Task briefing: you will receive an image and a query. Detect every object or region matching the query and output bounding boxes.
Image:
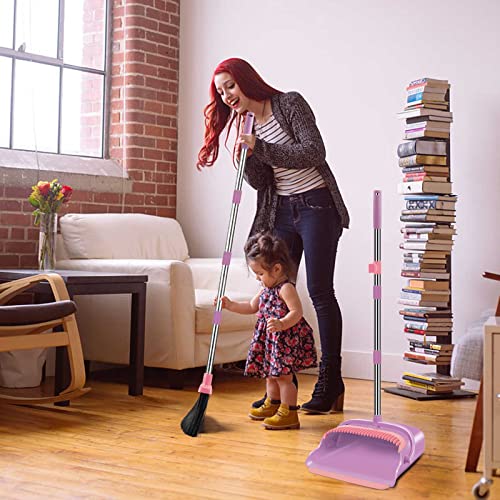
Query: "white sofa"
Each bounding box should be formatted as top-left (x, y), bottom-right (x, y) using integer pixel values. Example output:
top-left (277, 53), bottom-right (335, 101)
top-left (55, 213), bottom-right (259, 378)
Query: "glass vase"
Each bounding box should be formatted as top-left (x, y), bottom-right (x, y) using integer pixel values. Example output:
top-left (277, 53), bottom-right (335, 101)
top-left (38, 213), bottom-right (58, 271)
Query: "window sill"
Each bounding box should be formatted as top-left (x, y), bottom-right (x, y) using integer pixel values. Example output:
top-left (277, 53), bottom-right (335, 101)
top-left (0, 148), bottom-right (132, 193)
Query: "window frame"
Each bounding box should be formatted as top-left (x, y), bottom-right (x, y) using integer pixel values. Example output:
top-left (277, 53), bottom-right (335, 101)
top-left (0, 0), bottom-right (113, 159)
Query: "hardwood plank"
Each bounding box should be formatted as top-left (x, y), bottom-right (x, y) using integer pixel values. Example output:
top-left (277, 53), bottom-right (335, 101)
top-left (0, 372), bottom-right (485, 499)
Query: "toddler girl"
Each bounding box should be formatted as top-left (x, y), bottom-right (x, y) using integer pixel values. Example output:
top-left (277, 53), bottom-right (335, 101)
top-left (218, 232), bottom-right (317, 430)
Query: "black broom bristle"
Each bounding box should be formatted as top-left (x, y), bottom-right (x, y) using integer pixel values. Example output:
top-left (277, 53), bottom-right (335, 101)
top-left (181, 392), bottom-right (209, 437)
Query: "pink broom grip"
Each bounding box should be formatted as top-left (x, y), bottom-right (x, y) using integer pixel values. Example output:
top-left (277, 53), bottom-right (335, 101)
top-left (373, 190), bottom-right (382, 229)
top-left (241, 112), bottom-right (255, 150)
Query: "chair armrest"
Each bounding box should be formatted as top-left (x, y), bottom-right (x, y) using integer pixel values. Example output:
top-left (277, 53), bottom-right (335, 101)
top-left (185, 257), bottom-right (259, 295)
top-left (483, 271), bottom-right (500, 282)
top-left (0, 273), bottom-right (71, 304)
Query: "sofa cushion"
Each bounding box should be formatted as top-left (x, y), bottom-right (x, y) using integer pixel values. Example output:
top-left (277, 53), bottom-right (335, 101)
top-left (60, 213), bottom-right (189, 260)
top-left (195, 289), bottom-right (256, 334)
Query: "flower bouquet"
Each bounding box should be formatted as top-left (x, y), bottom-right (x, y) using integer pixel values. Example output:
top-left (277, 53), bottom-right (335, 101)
top-left (28, 179), bottom-right (73, 270)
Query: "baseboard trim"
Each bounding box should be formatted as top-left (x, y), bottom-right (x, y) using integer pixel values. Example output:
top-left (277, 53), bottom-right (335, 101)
top-left (304, 350), bottom-right (452, 383)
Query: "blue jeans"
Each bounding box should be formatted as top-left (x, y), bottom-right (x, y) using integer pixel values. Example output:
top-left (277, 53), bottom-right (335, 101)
top-left (274, 187), bottom-right (343, 367)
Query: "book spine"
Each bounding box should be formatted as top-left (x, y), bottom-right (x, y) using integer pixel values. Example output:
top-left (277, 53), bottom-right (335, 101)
top-left (407, 87), bottom-right (428, 96)
top-left (407, 92), bottom-right (425, 103)
top-left (403, 174), bottom-right (428, 182)
top-left (410, 347), bottom-right (451, 355)
top-left (402, 379), bottom-right (434, 389)
top-left (404, 130), bottom-right (450, 140)
top-left (405, 123), bottom-right (450, 132)
top-left (405, 321), bottom-right (431, 330)
top-left (409, 341), bottom-right (451, 351)
top-left (409, 200), bottom-right (455, 210)
top-left (406, 200), bottom-right (436, 209)
top-left (398, 181), bottom-right (452, 195)
top-left (397, 141), bottom-right (417, 158)
top-left (402, 166), bottom-right (449, 173)
top-left (398, 156), bottom-right (419, 167)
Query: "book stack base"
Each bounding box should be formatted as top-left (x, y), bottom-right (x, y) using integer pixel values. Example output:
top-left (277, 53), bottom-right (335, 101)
top-left (383, 386), bottom-right (476, 401)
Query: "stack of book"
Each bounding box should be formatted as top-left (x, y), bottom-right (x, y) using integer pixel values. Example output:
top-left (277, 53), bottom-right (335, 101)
top-left (396, 78), bottom-right (458, 389)
top-left (397, 371), bottom-right (464, 395)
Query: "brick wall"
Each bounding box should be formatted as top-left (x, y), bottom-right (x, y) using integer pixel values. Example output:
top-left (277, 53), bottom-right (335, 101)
top-left (110, 0), bottom-right (179, 217)
top-left (0, 0), bottom-right (180, 268)
top-left (80, 0), bottom-right (106, 157)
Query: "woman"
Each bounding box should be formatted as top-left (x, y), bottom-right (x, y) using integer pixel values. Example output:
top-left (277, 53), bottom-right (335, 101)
top-left (197, 58), bottom-right (350, 414)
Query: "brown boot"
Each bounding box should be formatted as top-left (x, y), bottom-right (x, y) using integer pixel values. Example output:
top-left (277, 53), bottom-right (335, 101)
top-left (262, 403), bottom-right (300, 430)
top-left (248, 397), bottom-right (280, 420)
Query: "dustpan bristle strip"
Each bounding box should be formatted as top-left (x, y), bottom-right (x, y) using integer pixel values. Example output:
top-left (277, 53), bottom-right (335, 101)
top-left (327, 425), bottom-right (406, 451)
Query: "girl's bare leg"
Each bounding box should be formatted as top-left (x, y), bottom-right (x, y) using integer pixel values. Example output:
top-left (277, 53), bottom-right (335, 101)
top-left (276, 374), bottom-right (297, 406)
top-left (266, 377), bottom-right (280, 401)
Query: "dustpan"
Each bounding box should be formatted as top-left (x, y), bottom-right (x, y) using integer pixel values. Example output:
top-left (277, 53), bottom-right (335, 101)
top-left (306, 190), bottom-right (425, 489)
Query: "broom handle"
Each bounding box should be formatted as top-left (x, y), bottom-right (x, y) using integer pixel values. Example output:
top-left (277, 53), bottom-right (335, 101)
top-left (205, 112), bottom-right (255, 374)
top-left (372, 190), bottom-right (382, 418)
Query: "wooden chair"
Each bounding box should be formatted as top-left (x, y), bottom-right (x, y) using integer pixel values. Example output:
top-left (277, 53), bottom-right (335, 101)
top-left (0, 273), bottom-right (90, 404)
top-left (465, 271), bottom-right (500, 472)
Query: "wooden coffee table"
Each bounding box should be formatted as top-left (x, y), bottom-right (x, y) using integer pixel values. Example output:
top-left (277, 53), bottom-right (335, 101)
top-left (0, 269), bottom-right (148, 403)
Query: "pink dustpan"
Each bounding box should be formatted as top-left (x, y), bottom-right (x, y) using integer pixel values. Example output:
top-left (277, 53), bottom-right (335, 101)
top-left (306, 191), bottom-right (425, 489)
top-left (306, 416), bottom-right (425, 489)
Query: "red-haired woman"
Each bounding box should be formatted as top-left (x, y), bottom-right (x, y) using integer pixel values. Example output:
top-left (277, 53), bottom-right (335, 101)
top-left (198, 58), bottom-right (350, 414)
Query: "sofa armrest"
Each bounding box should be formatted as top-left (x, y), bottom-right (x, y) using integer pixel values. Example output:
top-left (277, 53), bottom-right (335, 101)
top-left (185, 257), bottom-right (259, 295)
top-left (56, 259), bottom-right (198, 369)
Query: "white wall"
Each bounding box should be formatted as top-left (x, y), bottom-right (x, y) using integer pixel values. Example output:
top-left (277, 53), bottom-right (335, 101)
top-left (177, 0), bottom-right (500, 381)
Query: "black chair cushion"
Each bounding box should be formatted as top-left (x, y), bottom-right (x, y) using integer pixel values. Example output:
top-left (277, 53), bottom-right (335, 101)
top-left (0, 300), bottom-right (77, 326)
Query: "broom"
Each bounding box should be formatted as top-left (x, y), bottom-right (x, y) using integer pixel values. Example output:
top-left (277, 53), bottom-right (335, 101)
top-left (181, 111), bottom-right (255, 437)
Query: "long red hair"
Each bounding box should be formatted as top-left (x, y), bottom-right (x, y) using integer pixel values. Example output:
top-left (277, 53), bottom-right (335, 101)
top-left (197, 58), bottom-right (282, 169)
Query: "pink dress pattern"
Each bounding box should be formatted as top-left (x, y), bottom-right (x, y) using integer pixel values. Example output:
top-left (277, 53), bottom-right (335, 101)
top-left (245, 281), bottom-right (318, 378)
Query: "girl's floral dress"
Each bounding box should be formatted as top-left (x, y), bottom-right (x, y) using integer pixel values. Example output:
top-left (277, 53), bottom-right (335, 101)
top-left (245, 281), bottom-right (318, 378)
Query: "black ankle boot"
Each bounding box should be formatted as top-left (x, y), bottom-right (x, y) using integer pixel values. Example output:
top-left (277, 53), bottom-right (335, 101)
top-left (301, 362), bottom-right (344, 414)
top-left (251, 373), bottom-right (299, 408)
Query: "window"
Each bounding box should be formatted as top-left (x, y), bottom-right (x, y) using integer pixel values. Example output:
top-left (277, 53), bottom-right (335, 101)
top-left (0, 0), bottom-right (111, 158)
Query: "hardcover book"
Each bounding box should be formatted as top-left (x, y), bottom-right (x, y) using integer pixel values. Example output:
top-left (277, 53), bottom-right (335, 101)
top-left (398, 155), bottom-right (448, 167)
top-left (397, 107), bottom-right (453, 120)
top-left (398, 181), bottom-right (452, 195)
top-left (406, 78), bottom-right (450, 89)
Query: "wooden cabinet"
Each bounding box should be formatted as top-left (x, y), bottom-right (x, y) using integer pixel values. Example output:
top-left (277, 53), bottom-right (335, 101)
top-left (484, 316), bottom-right (500, 470)
top-left (474, 316), bottom-right (500, 497)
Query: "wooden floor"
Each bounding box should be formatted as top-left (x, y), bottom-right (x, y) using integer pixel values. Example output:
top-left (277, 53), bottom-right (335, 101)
top-left (0, 370), bottom-right (488, 499)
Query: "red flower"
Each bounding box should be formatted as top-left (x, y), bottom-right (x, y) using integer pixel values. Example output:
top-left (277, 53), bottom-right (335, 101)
top-left (38, 182), bottom-right (51, 196)
top-left (61, 185), bottom-right (73, 202)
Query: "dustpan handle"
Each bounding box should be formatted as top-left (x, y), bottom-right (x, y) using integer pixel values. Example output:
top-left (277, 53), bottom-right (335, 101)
top-left (369, 190), bottom-right (382, 419)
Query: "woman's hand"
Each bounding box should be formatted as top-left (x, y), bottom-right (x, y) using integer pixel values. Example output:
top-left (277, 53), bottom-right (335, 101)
top-left (238, 133), bottom-right (255, 151)
top-left (214, 296), bottom-right (233, 311)
top-left (267, 317), bottom-right (283, 333)
top-left (236, 133), bottom-right (255, 161)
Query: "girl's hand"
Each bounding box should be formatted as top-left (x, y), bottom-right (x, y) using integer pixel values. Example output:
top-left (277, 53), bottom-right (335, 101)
top-left (267, 317), bottom-right (283, 333)
top-left (214, 296), bottom-right (232, 311)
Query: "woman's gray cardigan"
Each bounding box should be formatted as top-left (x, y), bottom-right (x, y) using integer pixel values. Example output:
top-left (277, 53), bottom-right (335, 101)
top-left (244, 91), bottom-right (350, 235)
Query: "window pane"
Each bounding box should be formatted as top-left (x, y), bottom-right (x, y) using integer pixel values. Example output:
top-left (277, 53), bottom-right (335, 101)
top-left (12, 61), bottom-right (59, 153)
top-left (0, 0), bottom-right (14, 49)
top-left (0, 57), bottom-right (12, 147)
top-left (64, 0), bottom-right (106, 70)
top-left (61, 68), bottom-right (103, 157)
top-left (15, 0), bottom-right (59, 57)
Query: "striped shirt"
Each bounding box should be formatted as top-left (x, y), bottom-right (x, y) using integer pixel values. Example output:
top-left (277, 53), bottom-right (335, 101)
top-left (254, 115), bottom-right (326, 196)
